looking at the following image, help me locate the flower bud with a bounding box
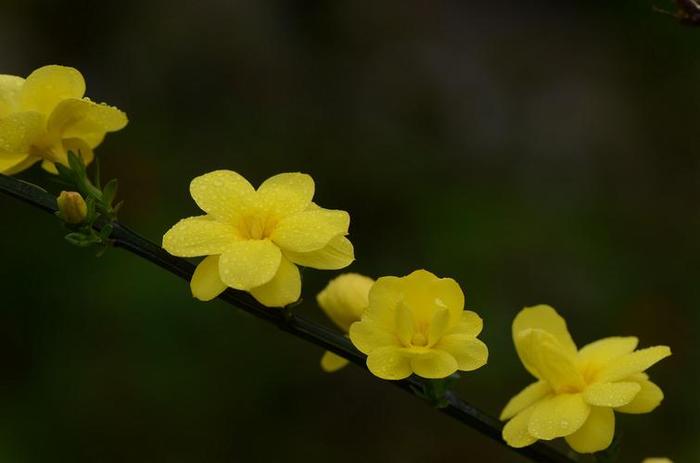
[317,273,374,332]
[57,191,88,224]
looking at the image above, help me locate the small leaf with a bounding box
[67,150,84,174]
[55,162,76,182]
[99,223,114,239]
[102,179,118,206]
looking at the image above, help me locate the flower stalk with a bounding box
[0,172,578,463]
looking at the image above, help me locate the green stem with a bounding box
[0,173,578,463]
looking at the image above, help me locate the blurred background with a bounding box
[1,1,698,461]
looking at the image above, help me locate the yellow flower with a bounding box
[317,273,374,372]
[56,191,88,224]
[0,65,127,175]
[163,170,354,307]
[643,459,672,463]
[501,305,671,454]
[348,269,488,380]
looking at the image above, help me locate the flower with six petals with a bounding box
[501,305,671,454]
[317,273,374,372]
[163,170,354,307]
[349,269,488,380]
[0,65,127,174]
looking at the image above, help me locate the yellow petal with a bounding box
[283,235,354,270]
[395,302,414,346]
[316,273,373,331]
[366,346,412,380]
[364,275,404,329]
[47,98,127,147]
[564,406,615,454]
[500,381,552,421]
[0,74,24,117]
[248,256,300,307]
[402,270,463,327]
[219,239,282,291]
[577,336,638,368]
[256,172,314,217]
[320,351,349,372]
[271,209,349,252]
[410,350,458,379]
[615,379,664,414]
[516,329,585,391]
[642,459,672,463]
[349,320,398,354]
[435,336,488,372]
[445,310,483,337]
[528,393,590,440]
[513,305,577,359]
[597,346,671,383]
[0,111,45,154]
[190,255,227,301]
[190,170,255,223]
[428,307,450,346]
[503,404,539,448]
[162,216,239,257]
[0,153,38,175]
[583,382,640,407]
[19,65,85,114]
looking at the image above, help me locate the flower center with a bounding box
[237,214,277,240]
[411,332,428,347]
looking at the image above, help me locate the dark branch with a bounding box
[0,173,578,463]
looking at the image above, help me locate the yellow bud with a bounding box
[317,273,374,332]
[57,191,88,224]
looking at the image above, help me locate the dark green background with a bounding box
[1,1,697,461]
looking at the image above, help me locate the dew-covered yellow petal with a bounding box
[503,404,539,448]
[615,379,664,414]
[190,170,255,223]
[514,305,577,358]
[349,320,398,353]
[366,346,412,380]
[528,393,590,440]
[321,351,349,372]
[445,310,483,337]
[272,209,349,252]
[597,346,671,383]
[410,350,458,379]
[219,239,282,291]
[283,235,354,270]
[190,255,227,301]
[317,273,373,332]
[0,75,24,117]
[436,335,488,372]
[248,256,301,307]
[583,381,640,407]
[48,98,127,147]
[19,65,85,115]
[256,172,314,217]
[516,329,585,391]
[0,111,45,154]
[564,406,615,454]
[500,381,552,421]
[577,336,639,368]
[162,216,239,257]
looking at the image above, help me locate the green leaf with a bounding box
[67,150,84,174]
[55,162,76,183]
[102,179,118,206]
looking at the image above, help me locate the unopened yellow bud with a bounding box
[57,191,88,224]
[317,273,374,332]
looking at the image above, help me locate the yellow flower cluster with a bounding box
[3,64,672,458]
[0,65,127,174]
